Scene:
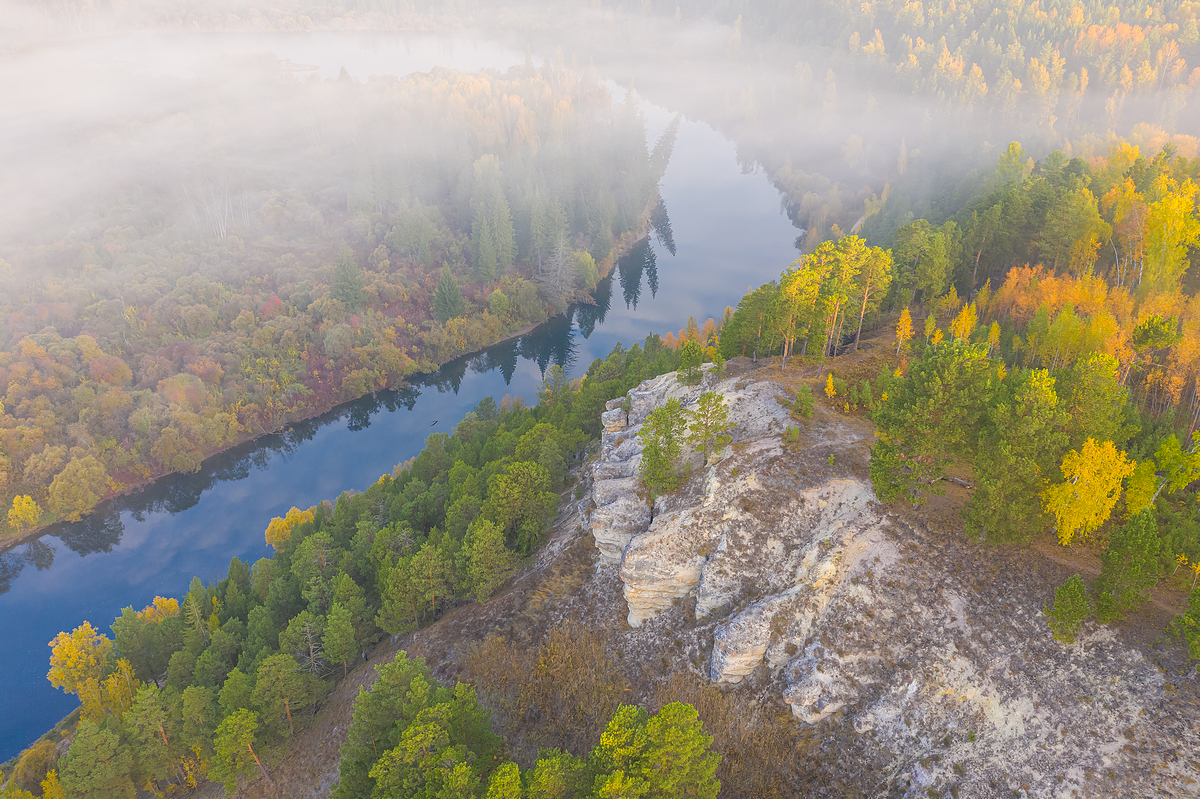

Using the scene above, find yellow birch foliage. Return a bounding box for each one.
[136,596,180,622]
[895,308,914,354]
[1123,459,1159,515]
[825,373,837,399]
[1043,438,1135,545]
[264,506,315,551]
[8,495,41,532]
[47,621,113,697]
[101,658,141,719]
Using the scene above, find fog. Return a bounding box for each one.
[5,1,1197,262]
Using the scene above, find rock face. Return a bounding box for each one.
[587,367,1200,798]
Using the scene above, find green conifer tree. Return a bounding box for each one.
[1093,510,1161,623]
[332,247,366,310]
[210,709,268,793]
[638,398,688,503]
[433,267,468,323]
[688,392,732,462]
[1047,574,1091,644]
[59,721,136,799]
[324,602,359,676]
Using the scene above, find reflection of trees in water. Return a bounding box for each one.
[575,268,613,339]
[472,338,519,385]
[619,236,660,309]
[16,277,595,585]
[651,197,676,256]
[58,504,123,556]
[0,540,55,596]
[518,312,576,376]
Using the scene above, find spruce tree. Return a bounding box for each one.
[433,267,467,323]
[332,248,366,310]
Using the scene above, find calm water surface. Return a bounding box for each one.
[0,32,801,759]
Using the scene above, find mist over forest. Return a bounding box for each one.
[3,1,1200,798]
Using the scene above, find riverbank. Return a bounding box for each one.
[0,223,652,556]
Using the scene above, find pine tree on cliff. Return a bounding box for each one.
[689,392,732,462]
[638,398,688,506]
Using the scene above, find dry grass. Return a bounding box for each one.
[462,621,628,763]
[650,672,811,799]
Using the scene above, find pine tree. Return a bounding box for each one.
[253,654,310,738]
[324,602,358,676]
[638,398,688,503]
[1047,574,1091,644]
[211,710,269,793]
[484,762,523,798]
[689,392,732,462]
[1093,510,1160,623]
[59,720,136,799]
[459,518,518,602]
[433,267,468,323]
[219,668,255,716]
[678,341,703,386]
[376,558,420,635]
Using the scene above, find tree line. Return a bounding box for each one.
[331,650,720,799]
[0,60,678,537]
[6,339,681,798]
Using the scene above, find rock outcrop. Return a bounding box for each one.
[586,366,1200,798]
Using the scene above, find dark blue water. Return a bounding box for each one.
[0,49,801,760]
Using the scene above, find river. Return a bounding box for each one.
[0,30,802,760]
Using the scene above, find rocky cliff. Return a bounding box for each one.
[587,366,1200,798]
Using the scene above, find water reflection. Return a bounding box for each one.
[0,541,54,594]
[619,236,659,309]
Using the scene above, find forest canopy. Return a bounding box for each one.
[0,58,678,535]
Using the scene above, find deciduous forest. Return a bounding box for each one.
[1,59,676,535]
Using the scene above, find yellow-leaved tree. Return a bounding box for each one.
[8,494,41,532]
[48,621,115,721]
[949,302,977,341]
[136,596,180,622]
[1043,438,1135,545]
[895,308,914,354]
[264,506,316,551]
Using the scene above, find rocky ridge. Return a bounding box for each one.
[588,367,1200,798]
